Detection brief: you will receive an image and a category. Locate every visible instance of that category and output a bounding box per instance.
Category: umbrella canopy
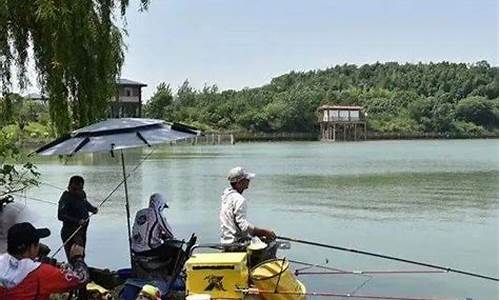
[34,118,200,264]
[35,118,199,156]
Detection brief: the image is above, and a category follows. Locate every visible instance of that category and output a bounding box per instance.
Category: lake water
[20,139,498,299]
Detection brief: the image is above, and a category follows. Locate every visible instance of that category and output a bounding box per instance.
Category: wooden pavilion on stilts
[318,105,367,141]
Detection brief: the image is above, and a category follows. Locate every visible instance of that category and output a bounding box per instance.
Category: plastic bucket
[250,259,306,300]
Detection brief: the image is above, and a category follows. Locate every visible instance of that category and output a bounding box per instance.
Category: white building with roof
[110,78,147,118]
[24,78,147,118]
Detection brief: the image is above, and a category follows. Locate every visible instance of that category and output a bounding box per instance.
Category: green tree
[0,0,149,135]
[0,131,39,198]
[0,94,15,125]
[177,80,196,107]
[408,97,456,132]
[455,96,498,129]
[0,93,24,126]
[144,83,173,119]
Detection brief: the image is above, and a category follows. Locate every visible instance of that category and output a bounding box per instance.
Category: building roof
[319,105,364,111]
[25,93,48,101]
[117,78,147,87]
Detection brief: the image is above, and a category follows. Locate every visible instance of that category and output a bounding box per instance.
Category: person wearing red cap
[0,222,90,300]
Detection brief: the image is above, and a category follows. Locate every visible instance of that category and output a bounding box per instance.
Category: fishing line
[38,181,66,191]
[38,181,99,203]
[350,275,374,296]
[290,258,375,296]
[290,260,446,276]
[278,236,499,282]
[51,148,156,258]
[10,193,58,205]
[296,270,447,275]
[289,259,352,274]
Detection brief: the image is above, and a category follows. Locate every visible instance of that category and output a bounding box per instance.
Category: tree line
[145,61,498,137]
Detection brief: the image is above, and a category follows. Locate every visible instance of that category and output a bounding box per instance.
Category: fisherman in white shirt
[219,167,276,251]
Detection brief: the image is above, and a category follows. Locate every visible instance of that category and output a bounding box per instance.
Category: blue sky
[120,0,498,99]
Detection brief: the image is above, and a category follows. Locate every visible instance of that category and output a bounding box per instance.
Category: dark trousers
[132,242,186,280]
[61,224,88,262]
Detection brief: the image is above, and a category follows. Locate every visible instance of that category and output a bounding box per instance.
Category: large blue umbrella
[35,118,200,261]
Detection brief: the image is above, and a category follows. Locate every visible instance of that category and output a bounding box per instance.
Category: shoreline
[18,132,499,148]
[231,131,498,143]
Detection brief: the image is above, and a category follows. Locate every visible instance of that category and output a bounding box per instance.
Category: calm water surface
[23,139,498,299]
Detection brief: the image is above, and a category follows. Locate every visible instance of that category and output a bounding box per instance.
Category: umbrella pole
[120,150,133,265]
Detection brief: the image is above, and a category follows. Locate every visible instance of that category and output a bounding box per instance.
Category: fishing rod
[238,288,454,300]
[278,236,498,282]
[51,149,156,258]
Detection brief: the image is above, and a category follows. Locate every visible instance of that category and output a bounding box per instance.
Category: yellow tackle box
[185,252,249,299]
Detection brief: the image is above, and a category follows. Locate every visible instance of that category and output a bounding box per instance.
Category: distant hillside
[145,61,499,137]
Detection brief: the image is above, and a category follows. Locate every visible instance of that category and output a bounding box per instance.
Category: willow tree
[0,0,148,135]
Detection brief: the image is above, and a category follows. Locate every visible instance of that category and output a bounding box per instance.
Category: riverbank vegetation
[145,61,498,138]
[0,93,53,142]
[0,61,498,143]
[0,0,150,135]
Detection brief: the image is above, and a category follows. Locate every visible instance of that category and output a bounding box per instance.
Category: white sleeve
[233,197,254,234]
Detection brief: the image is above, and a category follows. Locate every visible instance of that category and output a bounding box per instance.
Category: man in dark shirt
[57,175,98,260]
